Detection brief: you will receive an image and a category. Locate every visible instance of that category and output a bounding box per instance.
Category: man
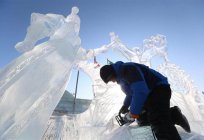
[100,61,191,140]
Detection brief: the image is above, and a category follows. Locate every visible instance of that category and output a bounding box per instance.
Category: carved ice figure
[15,6,80,53]
[108,33,168,66]
[65,7,80,34]
[0,7,81,140]
[141,34,168,65]
[109,32,139,62]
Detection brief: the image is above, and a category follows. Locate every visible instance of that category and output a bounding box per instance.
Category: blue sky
[0,0,204,99]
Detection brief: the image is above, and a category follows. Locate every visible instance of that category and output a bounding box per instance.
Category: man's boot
[171,106,191,133]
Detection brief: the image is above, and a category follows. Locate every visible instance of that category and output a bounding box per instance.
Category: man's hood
[111,61,124,82]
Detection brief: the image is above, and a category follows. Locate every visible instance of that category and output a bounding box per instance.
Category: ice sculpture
[0,7,81,139]
[109,32,168,66]
[1,6,204,140]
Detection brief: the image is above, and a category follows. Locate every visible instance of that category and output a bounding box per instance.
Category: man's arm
[121,64,150,116]
[123,95,132,108]
[130,81,149,115]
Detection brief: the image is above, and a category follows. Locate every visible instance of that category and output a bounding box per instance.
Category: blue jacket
[111,61,169,115]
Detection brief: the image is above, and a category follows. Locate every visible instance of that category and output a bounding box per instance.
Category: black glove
[119,105,129,114]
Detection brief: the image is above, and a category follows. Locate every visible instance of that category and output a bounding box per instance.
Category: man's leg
[138,106,191,133]
[171,106,191,132]
[147,86,181,140]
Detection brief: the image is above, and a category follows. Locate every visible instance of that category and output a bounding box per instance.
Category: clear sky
[0,0,204,99]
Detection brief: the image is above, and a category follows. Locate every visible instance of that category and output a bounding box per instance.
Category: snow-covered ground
[0,7,204,140]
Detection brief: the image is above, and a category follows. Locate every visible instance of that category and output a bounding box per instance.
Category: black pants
[143,85,181,140]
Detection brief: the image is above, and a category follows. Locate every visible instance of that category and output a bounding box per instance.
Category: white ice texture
[1,6,204,140]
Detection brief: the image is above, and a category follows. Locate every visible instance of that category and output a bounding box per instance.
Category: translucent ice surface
[0,7,81,140]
